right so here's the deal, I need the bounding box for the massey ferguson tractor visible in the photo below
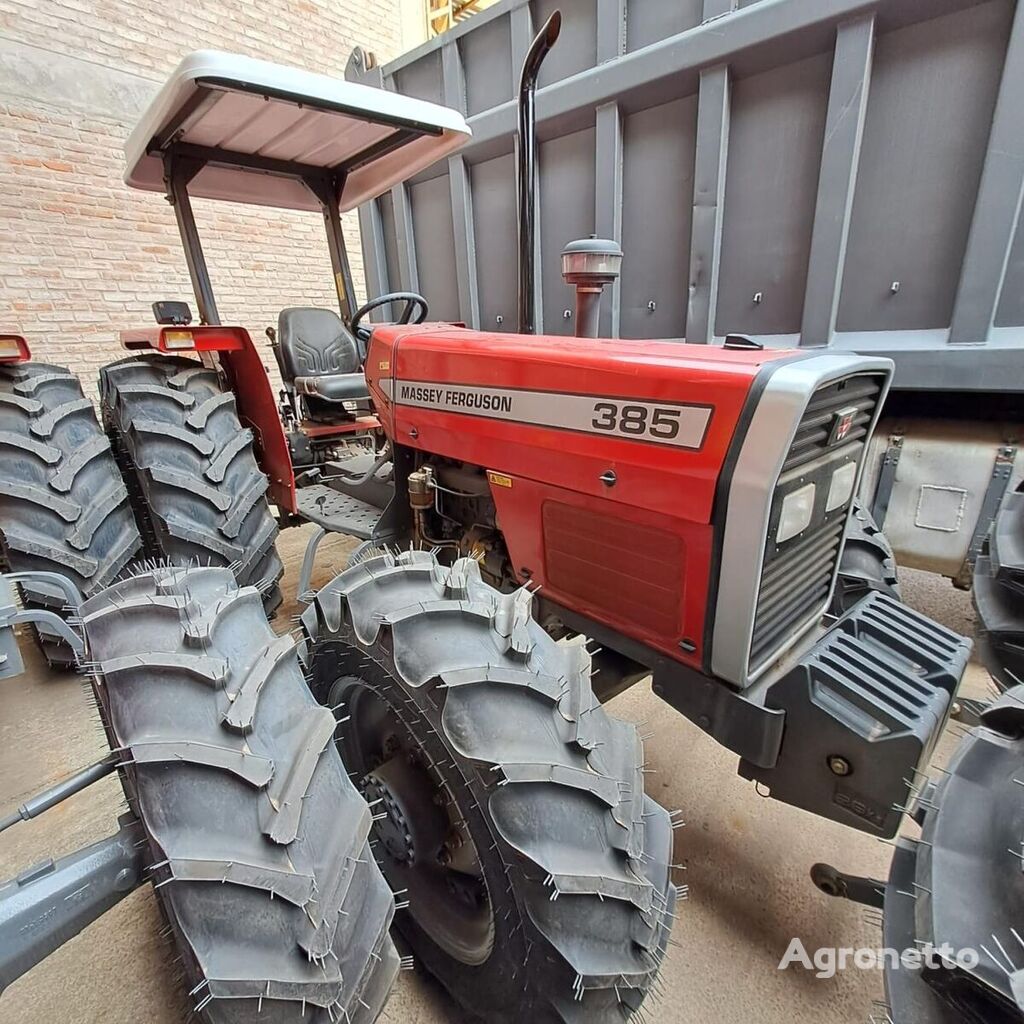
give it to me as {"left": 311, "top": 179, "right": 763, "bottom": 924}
{"left": 0, "top": 10, "right": 1016, "bottom": 1024}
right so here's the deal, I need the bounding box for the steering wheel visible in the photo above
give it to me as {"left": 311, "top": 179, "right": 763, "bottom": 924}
{"left": 350, "top": 292, "right": 428, "bottom": 344}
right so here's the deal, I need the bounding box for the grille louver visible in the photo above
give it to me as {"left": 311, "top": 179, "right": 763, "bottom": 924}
{"left": 748, "top": 373, "right": 886, "bottom": 675}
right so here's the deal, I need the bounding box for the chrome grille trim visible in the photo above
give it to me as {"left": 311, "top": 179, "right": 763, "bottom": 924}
{"left": 711, "top": 354, "right": 894, "bottom": 689}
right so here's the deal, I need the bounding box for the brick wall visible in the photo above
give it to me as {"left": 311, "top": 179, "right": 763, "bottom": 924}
{"left": 0, "top": 0, "right": 414, "bottom": 398}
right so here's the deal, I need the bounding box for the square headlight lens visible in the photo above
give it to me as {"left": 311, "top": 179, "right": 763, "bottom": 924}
{"left": 777, "top": 482, "right": 816, "bottom": 543}
{"left": 826, "top": 461, "right": 857, "bottom": 513}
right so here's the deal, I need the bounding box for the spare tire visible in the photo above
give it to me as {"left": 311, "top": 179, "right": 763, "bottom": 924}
{"left": 100, "top": 355, "right": 282, "bottom": 616}
{"left": 81, "top": 566, "right": 399, "bottom": 1023}
{"left": 0, "top": 362, "right": 141, "bottom": 665}
{"left": 303, "top": 549, "right": 679, "bottom": 1024}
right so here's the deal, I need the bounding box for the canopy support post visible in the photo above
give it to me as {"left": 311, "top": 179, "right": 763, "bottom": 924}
{"left": 305, "top": 174, "right": 356, "bottom": 325}
{"left": 164, "top": 156, "right": 221, "bottom": 326}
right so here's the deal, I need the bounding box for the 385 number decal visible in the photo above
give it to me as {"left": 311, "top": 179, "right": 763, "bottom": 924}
{"left": 591, "top": 402, "right": 683, "bottom": 440}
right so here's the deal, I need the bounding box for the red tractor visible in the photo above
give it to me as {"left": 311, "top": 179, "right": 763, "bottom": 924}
{"left": 0, "top": 15, "right": 986, "bottom": 1024}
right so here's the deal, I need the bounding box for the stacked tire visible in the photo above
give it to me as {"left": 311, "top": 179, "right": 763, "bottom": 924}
{"left": 100, "top": 355, "right": 283, "bottom": 615}
{"left": 0, "top": 362, "right": 141, "bottom": 664}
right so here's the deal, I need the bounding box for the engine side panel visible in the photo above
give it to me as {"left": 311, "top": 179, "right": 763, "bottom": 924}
{"left": 366, "top": 325, "right": 793, "bottom": 667}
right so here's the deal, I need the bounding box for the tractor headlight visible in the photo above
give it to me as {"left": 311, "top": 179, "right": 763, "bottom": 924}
{"left": 777, "top": 482, "right": 816, "bottom": 544}
{"left": 826, "top": 461, "right": 857, "bottom": 513}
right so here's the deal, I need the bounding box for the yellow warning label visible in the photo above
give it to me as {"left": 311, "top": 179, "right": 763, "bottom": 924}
{"left": 378, "top": 360, "right": 390, "bottom": 371}
{"left": 487, "top": 471, "right": 513, "bottom": 489}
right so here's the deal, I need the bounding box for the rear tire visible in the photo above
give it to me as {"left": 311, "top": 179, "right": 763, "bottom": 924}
{"left": 100, "top": 355, "right": 282, "bottom": 616}
{"left": 831, "top": 499, "right": 901, "bottom": 615}
{"left": 304, "top": 550, "right": 678, "bottom": 1024}
{"left": 0, "top": 362, "right": 141, "bottom": 665}
{"left": 973, "top": 484, "right": 1024, "bottom": 692}
{"left": 81, "top": 566, "right": 399, "bottom": 1023}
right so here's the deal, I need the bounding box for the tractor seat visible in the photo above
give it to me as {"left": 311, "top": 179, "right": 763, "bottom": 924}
{"left": 276, "top": 307, "right": 370, "bottom": 409}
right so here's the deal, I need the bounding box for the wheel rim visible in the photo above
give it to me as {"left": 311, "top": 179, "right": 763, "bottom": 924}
{"left": 330, "top": 677, "right": 495, "bottom": 966}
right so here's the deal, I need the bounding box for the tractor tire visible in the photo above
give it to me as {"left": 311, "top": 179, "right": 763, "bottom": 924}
{"left": 0, "top": 362, "right": 141, "bottom": 666}
{"left": 880, "top": 685, "right": 1024, "bottom": 1023}
{"left": 99, "top": 355, "right": 283, "bottom": 616}
{"left": 303, "top": 550, "right": 678, "bottom": 1024}
{"left": 80, "top": 566, "right": 399, "bottom": 1024}
{"left": 830, "top": 499, "right": 901, "bottom": 615}
{"left": 973, "top": 484, "right": 1024, "bottom": 692}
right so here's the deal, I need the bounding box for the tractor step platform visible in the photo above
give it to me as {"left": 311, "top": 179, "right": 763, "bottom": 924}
{"left": 295, "top": 485, "right": 384, "bottom": 540}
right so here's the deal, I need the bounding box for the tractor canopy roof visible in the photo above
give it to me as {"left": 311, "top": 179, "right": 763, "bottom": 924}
{"left": 124, "top": 50, "right": 470, "bottom": 212}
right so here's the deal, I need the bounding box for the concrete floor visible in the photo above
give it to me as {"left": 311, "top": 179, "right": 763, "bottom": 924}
{"left": 0, "top": 525, "right": 995, "bottom": 1024}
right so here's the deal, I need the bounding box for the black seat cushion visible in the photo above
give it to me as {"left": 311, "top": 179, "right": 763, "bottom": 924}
{"left": 277, "top": 307, "right": 360, "bottom": 381}
{"left": 294, "top": 374, "right": 370, "bottom": 403}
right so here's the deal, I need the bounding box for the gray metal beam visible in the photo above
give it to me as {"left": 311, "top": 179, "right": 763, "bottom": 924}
{"left": 949, "top": 0, "right": 1024, "bottom": 345}
{"left": 801, "top": 15, "right": 875, "bottom": 347}
{"left": 594, "top": 102, "right": 624, "bottom": 338}
{"left": 442, "top": 42, "right": 481, "bottom": 328}
{"left": 704, "top": 0, "right": 737, "bottom": 19}
{"left": 358, "top": 200, "right": 390, "bottom": 307}
{"left": 390, "top": 177, "right": 419, "bottom": 294}
{"left": 687, "top": 64, "right": 731, "bottom": 345}
{"left": 461, "top": 0, "right": 878, "bottom": 161}
{"left": 594, "top": 0, "right": 626, "bottom": 338}
{"left": 0, "top": 820, "right": 145, "bottom": 992}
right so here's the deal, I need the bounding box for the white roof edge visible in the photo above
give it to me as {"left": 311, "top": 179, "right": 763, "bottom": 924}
{"left": 124, "top": 50, "right": 471, "bottom": 213}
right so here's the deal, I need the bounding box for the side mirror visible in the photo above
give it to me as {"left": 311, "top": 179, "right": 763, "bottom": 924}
{"left": 152, "top": 300, "right": 192, "bottom": 326}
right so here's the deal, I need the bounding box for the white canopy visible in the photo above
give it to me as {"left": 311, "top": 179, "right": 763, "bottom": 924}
{"left": 125, "top": 50, "right": 471, "bottom": 212}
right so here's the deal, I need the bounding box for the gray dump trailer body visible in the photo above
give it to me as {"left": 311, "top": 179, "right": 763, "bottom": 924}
{"left": 349, "top": 0, "right": 1024, "bottom": 579}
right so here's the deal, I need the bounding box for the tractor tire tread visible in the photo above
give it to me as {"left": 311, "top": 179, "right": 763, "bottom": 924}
{"left": 831, "top": 498, "right": 901, "bottom": 616}
{"left": 0, "top": 361, "right": 141, "bottom": 665}
{"left": 973, "top": 484, "right": 1024, "bottom": 691}
{"left": 306, "top": 550, "right": 677, "bottom": 1024}
{"left": 99, "top": 355, "right": 282, "bottom": 615}
{"left": 80, "top": 566, "right": 398, "bottom": 1023}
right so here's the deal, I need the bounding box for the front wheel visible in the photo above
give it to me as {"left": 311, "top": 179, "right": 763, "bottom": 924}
{"left": 831, "top": 499, "right": 901, "bottom": 615}
{"left": 304, "top": 550, "right": 678, "bottom": 1024}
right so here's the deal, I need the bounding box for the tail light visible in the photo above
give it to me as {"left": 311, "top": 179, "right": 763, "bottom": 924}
{"left": 0, "top": 335, "right": 31, "bottom": 363}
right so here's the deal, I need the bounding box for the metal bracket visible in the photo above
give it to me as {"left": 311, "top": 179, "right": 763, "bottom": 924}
{"left": 870, "top": 433, "right": 904, "bottom": 528}
{"left": 810, "top": 862, "right": 885, "bottom": 909}
{"left": 0, "top": 818, "right": 146, "bottom": 993}
{"left": 955, "top": 444, "right": 1017, "bottom": 587}
{"left": 297, "top": 525, "right": 328, "bottom": 604}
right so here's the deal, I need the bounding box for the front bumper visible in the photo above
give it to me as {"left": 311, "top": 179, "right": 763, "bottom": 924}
{"left": 739, "top": 591, "right": 972, "bottom": 838}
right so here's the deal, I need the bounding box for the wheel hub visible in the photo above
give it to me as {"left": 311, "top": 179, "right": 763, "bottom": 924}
{"left": 363, "top": 774, "right": 415, "bottom": 864}
{"left": 363, "top": 753, "right": 449, "bottom": 868}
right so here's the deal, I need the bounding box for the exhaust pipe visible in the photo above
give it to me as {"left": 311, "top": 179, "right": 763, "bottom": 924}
{"left": 517, "top": 11, "right": 561, "bottom": 335}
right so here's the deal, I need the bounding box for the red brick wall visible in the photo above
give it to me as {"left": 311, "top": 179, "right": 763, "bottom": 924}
{"left": 0, "top": 0, "right": 407, "bottom": 397}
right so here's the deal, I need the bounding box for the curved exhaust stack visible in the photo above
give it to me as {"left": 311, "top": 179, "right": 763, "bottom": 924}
{"left": 517, "top": 11, "right": 561, "bottom": 335}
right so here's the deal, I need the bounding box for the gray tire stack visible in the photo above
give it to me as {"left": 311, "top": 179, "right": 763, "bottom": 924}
{"left": 0, "top": 362, "right": 141, "bottom": 664}
{"left": 99, "top": 355, "right": 283, "bottom": 615}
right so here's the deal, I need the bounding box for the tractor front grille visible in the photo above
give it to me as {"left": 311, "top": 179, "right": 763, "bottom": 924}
{"left": 748, "top": 373, "right": 886, "bottom": 675}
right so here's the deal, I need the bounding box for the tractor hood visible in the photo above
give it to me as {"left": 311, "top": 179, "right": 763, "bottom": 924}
{"left": 124, "top": 50, "right": 471, "bottom": 212}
